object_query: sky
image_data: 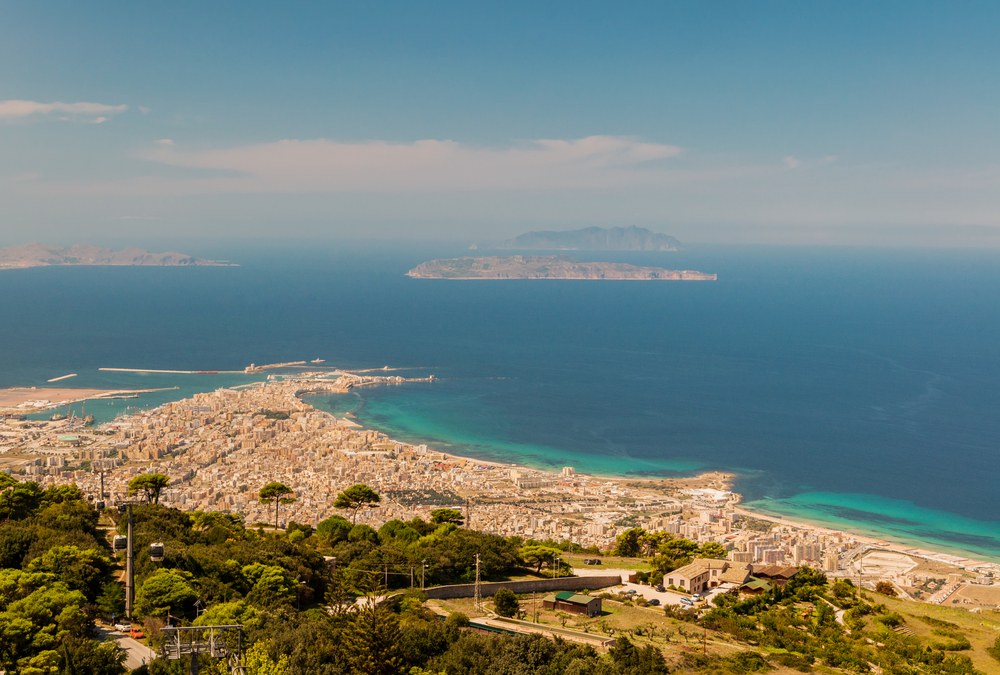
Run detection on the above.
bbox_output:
[2,1,1000,247]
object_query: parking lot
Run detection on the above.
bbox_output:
[616,580,724,609]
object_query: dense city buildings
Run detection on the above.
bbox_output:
[2,373,997,609]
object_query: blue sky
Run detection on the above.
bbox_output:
[2,1,999,246]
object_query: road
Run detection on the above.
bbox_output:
[95,624,156,669]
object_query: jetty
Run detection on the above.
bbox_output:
[99,367,243,375]
[244,361,307,373]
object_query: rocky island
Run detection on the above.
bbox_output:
[407,255,716,280]
[0,243,235,270]
[494,226,681,251]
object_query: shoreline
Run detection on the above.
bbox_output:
[0,386,181,415]
[305,391,1000,570]
[5,371,997,574]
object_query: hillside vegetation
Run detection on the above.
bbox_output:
[2,475,998,674]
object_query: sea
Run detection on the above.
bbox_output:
[1,242,998,562]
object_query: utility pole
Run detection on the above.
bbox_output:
[474,554,481,612]
[125,503,135,618]
[421,559,427,590]
[857,550,864,602]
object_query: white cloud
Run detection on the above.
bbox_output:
[0,99,128,123]
[134,135,686,193]
[783,155,801,170]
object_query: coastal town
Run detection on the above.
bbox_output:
[1,372,998,612]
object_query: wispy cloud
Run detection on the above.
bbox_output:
[130,135,687,194]
[0,99,128,123]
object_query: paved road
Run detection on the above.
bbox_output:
[95,624,156,669]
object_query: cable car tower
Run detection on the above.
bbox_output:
[160,625,246,675]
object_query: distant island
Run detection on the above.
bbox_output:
[0,243,235,270]
[408,255,716,280]
[493,226,681,251]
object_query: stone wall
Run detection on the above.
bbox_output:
[423,574,622,600]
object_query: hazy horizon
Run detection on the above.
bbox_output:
[3,2,1000,248]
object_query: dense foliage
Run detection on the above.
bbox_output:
[0,476,126,674]
[2,476,992,675]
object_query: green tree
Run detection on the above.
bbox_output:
[40,484,85,506]
[259,482,296,531]
[60,636,127,675]
[127,473,170,504]
[134,569,197,618]
[874,580,897,597]
[0,479,43,521]
[429,508,464,526]
[25,544,112,601]
[493,588,519,618]
[243,641,291,675]
[988,634,1000,663]
[343,598,403,675]
[518,544,562,575]
[317,514,354,544]
[610,527,646,557]
[697,541,727,559]
[334,484,381,524]
[95,581,125,622]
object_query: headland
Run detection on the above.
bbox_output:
[0,243,235,270]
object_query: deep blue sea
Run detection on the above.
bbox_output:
[2,243,998,561]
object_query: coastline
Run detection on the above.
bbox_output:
[0,385,181,415]
[4,372,997,574]
[304,390,1000,570]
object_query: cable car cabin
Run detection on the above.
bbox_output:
[113,535,127,551]
[150,542,165,562]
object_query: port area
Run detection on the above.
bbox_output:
[0,386,178,415]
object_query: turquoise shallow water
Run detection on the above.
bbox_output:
[1,244,998,561]
[745,493,1000,561]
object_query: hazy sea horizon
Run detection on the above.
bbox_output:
[2,242,998,562]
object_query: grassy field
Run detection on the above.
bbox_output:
[867,592,1000,674]
[430,585,1000,673]
[561,552,652,572]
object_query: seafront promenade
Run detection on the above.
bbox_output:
[1,372,998,610]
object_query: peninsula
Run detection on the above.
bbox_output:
[0,243,235,270]
[408,255,716,280]
[495,226,681,251]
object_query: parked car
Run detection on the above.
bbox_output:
[582,558,602,565]
[679,597,694,606]
[129,627,144,639]
[114,623,130,633]
[648,598,661,606]
[655,584,666,592]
